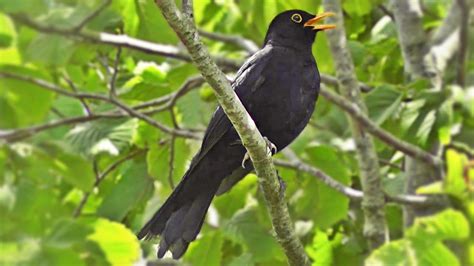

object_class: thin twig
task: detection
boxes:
[109,47,122,97]
[72,0,112,32]
[199,29,260,54]
[63,74,93,116]
[73,149,146,217]
[167,135,176,189]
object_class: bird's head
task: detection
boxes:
[263,10,335,50]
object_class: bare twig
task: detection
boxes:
[72,0,112,32]
[109,47,122,97]
[199,29,260,54]
[63,74,93,116]
[167,135,176,189]
[378,5,395,21]
[73,149,146,217]
[9,14,241,71]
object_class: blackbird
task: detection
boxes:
[138,9,335,259]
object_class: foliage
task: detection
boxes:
[0,0,472,265]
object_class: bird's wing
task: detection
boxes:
[186,45,274,174]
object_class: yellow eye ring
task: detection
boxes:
[291,13,303,23]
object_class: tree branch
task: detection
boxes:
[319,86,442,167]
[323,0,387,249]
[10,13,371,92]
[0,72,202,142]
[72,0,112,32]
[276,149,444,206]
[154,1,309,265]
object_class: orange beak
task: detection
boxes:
[304,12,336,31]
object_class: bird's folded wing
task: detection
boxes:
[185,45,274,174]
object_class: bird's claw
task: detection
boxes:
[241,152,250,169]
[263,137,278,155]
[241,137,277,169]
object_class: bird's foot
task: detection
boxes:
[241,152,251,169]
[241,137,278,169]
[263,137,278,155]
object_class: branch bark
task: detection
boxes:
[323,0,387,249]
[391,0,451,227]
[154,1,309,265]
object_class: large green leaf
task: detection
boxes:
[184,231,224,266]
[87,218,141,266]
[223,208,285,263]
[295,145,351,229]
[366,209,469,266]
[365,85,403,125]
[0,66,54,127]
[98,160,154,221]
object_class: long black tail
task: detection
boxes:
[137,178,218,259]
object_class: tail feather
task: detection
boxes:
[138,179,218,259]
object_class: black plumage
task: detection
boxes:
[138,9,335,259]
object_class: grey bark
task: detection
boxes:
[323,0,388,249]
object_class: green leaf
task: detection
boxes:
[45,219,94,248]
[306,230,333,266]
[223,208,284,263]
[297,145,351,228]
[365,85,403,125]
[343,0,372,16]
[214,174,257,219]
[52,151,95,191]
[0,66,54,127]
[445,149,467,196]
[184,231,224,266]
[147,137,190,185]
[87,218,141,266]
[25,34,75,66]
[67,119,137,156]
[366,209,469,266]
[98,160,154,221]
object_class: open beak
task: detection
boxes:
[304,12,336,31]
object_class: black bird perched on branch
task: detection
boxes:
[138,9,335,259]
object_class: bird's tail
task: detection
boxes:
[137,178,218,259]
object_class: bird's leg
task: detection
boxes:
[241,137,278,168]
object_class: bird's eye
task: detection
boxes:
[290,13,303,23]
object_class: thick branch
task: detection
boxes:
[154,1,309,265]
[323,0,387,249]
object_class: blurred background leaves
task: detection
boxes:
[0,0,472,265]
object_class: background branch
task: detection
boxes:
[323,0,387,249]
